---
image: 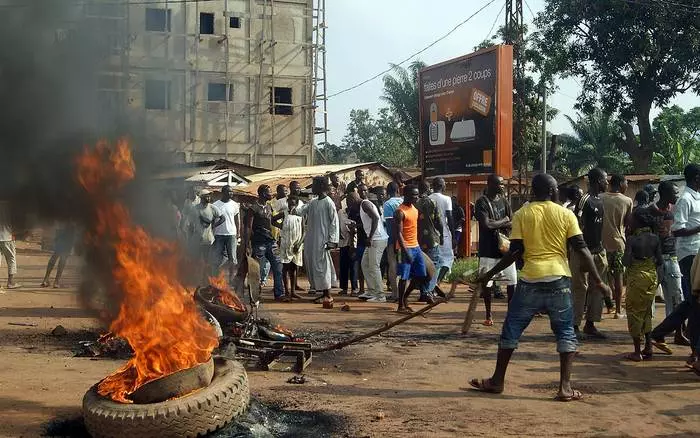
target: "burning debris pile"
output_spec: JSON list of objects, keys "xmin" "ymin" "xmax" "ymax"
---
[{"xmin": 78, "ymin": 141, "xmax": 250, "ymax": 438}]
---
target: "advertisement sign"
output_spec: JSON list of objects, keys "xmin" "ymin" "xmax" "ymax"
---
[{"xmin": 419, "ymin": 45, "xmax": 513, "ymax": 179}]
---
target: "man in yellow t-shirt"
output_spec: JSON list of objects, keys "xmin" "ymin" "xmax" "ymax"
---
[{"xmin": 469, "ymin": 173, "xmax": 611, "ymax": 402}]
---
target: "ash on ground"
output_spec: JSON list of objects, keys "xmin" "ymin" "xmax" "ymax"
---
[{"xmin": 43, "ymin": 398, "xmax": 346, "ymax": 438}]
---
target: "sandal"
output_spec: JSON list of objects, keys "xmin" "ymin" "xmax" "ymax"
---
[
  {"xmin": 651, "ymin": 340, "xmax": 673, "ymax": 355},
  {"xmin": 396, "ymin": 307, "xmax": 414, "ymax": 315},
  {"xmin": 554, "ymin": 389, "xmax": 583, "ymax": 402},
  {"xmin": 40, "ymin": 281, "xmax": 50, "ymax": 288},
  {"xmin": 468, "ymin": 378, "xmax": 504, "ymax": 394},
  {"xmin": 624, "ymin": 352, "xmax": 643, "ymax": 362},
  {"xmin": 483, "ymin": 319, "xmax": 494, "ymax": 327}
]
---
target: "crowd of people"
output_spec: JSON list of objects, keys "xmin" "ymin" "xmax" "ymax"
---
[
  {"xmin": 470, "ymin": 165, "xmax": 700, "ymax": 401},
  {"xmin": 232, "ymin": 170, "xmax": 467, "ymax": 311}
]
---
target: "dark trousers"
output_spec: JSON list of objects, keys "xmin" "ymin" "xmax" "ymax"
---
[
  {"xmin": 651, "ymin": 255, "xmax": 694, "ymax": 341},
  {"xmin": 339, "ymin": 246, "xmax": 357, "ymax": 292}
]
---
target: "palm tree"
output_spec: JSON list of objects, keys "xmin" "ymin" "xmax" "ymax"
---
[
  {"xmin": 561, "ymin": 110, "xmax": 631, "ymax": 176},
  {"xmin": 380, "ymin": 60, "xmax": 426, "ymax": 163}
]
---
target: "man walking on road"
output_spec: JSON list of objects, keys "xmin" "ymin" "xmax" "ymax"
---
[
  {"xmin": 0, "ymin": 201, "xmax": 20, "ymax": 290},
  {"xmin": 571, "ymin": 167, "xmax": 610, "ymax": 339},
  {"xmin": 395, "ymin": 185, "xmax": 429, "ymax": 313},
  {"xmin": 383, "ymin": 182, "xmax": 403, "ymax": 302},
  {"xmin": 601, "ymin": 174, "xmax": 633, "ymax": 317},
  {"xmin": 430, "ymin": 177, "xmax": 455, "ymax": 285},
  {"xmin": 416, "ymin": 180, "xmax": 443, "ymax": 301},
  {"xmin": 212, "ymin": 185, "xmax": 240, "ymax": 281},
  {"xmin": 470, "ymin": 174, "xmax": 611, "ymax": 401},
  {"xmin": 245, "ymin": 185, "xmax": 284, "ymax": 300},
  {"xmin": 651, "ymin": 164, "xmax": 700, "ymax": 356},
  {"xmin": 474, "ymin": 174, "xmax": 517, "ymax": 325}
]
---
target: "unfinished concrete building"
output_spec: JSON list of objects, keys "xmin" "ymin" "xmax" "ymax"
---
[{"xmin": 86, "ymin": 0, "xmax": 326, "ymax": 169}]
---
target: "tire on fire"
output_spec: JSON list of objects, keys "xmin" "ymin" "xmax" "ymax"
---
[{"xmin": 82, "ymin": 357, "xmax": 249, "ymax": 438}]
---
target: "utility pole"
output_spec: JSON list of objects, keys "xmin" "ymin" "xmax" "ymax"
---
[
  {"xmin": 505, "ymin": 0, "xmax": 525, "ymax": 189},
  {"xmin": 541, "ymin": 86, "xmax": 546, "ymax": 173}
]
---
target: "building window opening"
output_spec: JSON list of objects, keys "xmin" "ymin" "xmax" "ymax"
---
[
  {"xmin": 200, "ymin": 12, "xmax": 215, "ymax": 34},
  {"xmin": 230, "ymin": 16, "xmax": 241, "ymax": 28},
  {"xmin": 270, "ymin": 87, "xmax": 293, "ymax": 115},
  {"xmin": 208, "ymin": 83, "xmax": 232, "ymax": 101},
  {"xmin": 145, "ymin": 8, "xmax": 171, "ymax": 32},
  {"xmin": 145, "ymin": 79, "xmax": 171, "ymax": 110}
]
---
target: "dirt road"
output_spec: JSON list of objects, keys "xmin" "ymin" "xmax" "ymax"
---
[{"xmin": 1, "ymin": 243, "xmax": 698, "ymax": 437}]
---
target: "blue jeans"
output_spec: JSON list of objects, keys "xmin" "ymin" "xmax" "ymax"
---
[
  {"xmin": 253, "ymin": 241, "xmax": 283, "ymax": 298},
  {"xmin": 661, "ymin": 255, "xmax": 683, "ymax": 318},
  {"xmin": 500, "ymin": 277, "xmax": 577, "ymax": 353}
]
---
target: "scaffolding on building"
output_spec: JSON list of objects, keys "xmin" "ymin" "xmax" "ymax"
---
[{"xmin": 83, "ymin": 0, "xmax": 321, "ymax": 170}]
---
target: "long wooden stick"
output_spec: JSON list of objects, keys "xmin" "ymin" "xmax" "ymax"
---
[
  {"xmin": 461, "ymin": 282, "xmax": 482, "ymax": 335},
  {"xmin": 310, "ymin": 301, "xmax": 443, "ymax": 353}
]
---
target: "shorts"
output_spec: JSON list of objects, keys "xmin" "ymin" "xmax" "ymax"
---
[
  {"xmin": 607, "ymin": 250, "xmax": 625, "ymax": 276},
  {"xmin": 397, "ymin": 246, "xmax": 427, "ymax": 280},
  {"xmin": 478, "ymin": 257, "xmax": 517, "ymax": 287}
]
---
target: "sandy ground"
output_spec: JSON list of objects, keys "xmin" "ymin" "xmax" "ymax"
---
[{"xmin": 1, "ymin": 243, "xmax": 699, "ymax": 438}]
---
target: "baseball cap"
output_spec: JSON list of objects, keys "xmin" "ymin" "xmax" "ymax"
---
[{"xmin": 199, "ymin": 189, "xmax": 211, "ymax": 196}]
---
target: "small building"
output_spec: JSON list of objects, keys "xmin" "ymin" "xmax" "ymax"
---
[{"xmin": 237, "ymin": 162, "xmax": 397, "ymax": 196}]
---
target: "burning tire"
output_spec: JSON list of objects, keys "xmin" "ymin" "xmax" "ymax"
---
[{"xmin": 82, "ymin": 357, "xmax": 249, "ymax": 438}]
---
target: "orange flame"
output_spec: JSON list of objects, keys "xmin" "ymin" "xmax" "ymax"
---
[
  {"xmin": 208, "ymin": 272, "xmax": 246, "ymax": 312},
  {"xmin": 77, "ymin": 139, "xmax": 218, "ymax": 403}
]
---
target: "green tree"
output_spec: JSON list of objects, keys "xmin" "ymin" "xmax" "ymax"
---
[
  {"xmin": 560, "ymin": 110, "xmax": 631, "ymax": 175},
  {"xmin": 340, "ymin": 108, "xmax": 414, "ymax": 168},
  {"xmin": 534, "ymin": 0, "xmax": 700, "ymax": 171},
  {"xmin": 380, "ymin": 61, "xmax": 425, "ymax": 162},
  {"xmin": 651, "ymin": 105, "xmax": 700, "ymax": 174},
  {"xmin": 314, "ymin": 143, "xmax": 347, "ymax": 165}
]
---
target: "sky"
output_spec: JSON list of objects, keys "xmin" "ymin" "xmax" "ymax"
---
[{"xmin": 323, "ymin": 0, "xmax": 699, "ymax": 146}]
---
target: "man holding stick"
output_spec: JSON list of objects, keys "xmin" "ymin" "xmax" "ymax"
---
[{"xmin": 469, "ymin": 174, "xmax": 611, "ymax": 401}]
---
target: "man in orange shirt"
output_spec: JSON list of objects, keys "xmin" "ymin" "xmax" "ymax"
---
[{"xmin": 395, "ymin": 185, "xmax": 428, "ymax": 313}]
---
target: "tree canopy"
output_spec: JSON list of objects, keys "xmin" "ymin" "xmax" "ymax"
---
[{"xmin": 534, "ymin": 0, "xmax": 700, "ymax": 171}]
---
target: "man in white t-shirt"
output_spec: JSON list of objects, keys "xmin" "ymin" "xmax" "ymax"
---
[
  {"xmin": 212, "ymin": 185, "xmax": 240, "ymax": 280},
  {"xmin": 0, "ymin": 201, "xmax": 20, "ymax": 291},
  {"xmin": 430, "ymin": 177, "xmax": 455, "ymax": 285}
]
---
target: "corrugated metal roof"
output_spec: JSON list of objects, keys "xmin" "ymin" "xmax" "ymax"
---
[{"xmin": 245, "ymin": 162, "xmax": 384, "ymax": 182}]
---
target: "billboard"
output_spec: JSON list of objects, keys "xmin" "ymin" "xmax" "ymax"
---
[{"xmin": 419, "ymin": 45, "xmax": 513, "ymax": 179}]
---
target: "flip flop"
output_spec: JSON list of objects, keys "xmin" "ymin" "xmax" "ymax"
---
[
  {"xmin": 652, "ymin": 341, "xmax": 673, "ymax": 355},
  {"xmin": 483, "ymin": 319, "xmax": 494, "ymax": 327},
  {"xmin": 396, "ymin": 307, "xmax": 414, "ymax": 315},
  {"xmin": 468, "ymin": 378, "xmax": 504, "ymax": 394},
  {"xmin": 554, "ymin": 389, "xmax": 583, "ymax": 402},
  {"xmin": 6, "ymin": 284, "xmax": 21, "ymax": 290},
  {"xmin": 624, "ymin": 352, "xmax": 643, "ymax": 362},
  {"xmin": 40, "ymin": 282, "xmax": 50, "ymax": 288}
]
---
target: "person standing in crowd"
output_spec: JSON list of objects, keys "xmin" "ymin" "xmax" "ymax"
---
[
  {"xmin": 395, "ymin": 185, "xmax": 429, "ymax": 313},
  {"xmin": 634, "ymin": 190, "xmax": 650, "ymax": 209},
  {"xmin": 296, "ymin": 176, "xmax": 339, "ymax": 304},
  {"xmin": 452, "ymin": 196, "xmax": 466, "ymax": 256},
  {"xmin": 601, "ymin": 174, "xmax": 633, "ymax": 318},
  {"xmin": 383, "ymin": 182, "xmax": 403, "ymax": 302},
  {"xmin": 0, "ymin": 201, "xmax": 20, "ymax": 291},
  {"xmin": 189, "ymin": 189, "xmax": 224, "ymax": 282},
  {"xmin": 430, "ymin": 177, "xmax": 455, "ymax": 286},
  {"xmin": 474, "ymin": 174, "xmax": 518, "ymax": 326},
  {"xmin": 414, "ymin": 181, "xmax": 443, "ymax": 302},
  {"xmin": 571, "ymin": 168, "xmax": 610, "ymax": 339},
  {"xmin": 651, "ymin": 181, "xmax": 688, "ymax": 345},
  {"xmin": 338, "ymin": 193, "xmax": 358, "ymax": 296},
  {"xmin": 470, "ymin": 174, "xmax": 611, "ymax": 401},
  {"xmin": 651, "ymin": 164, "xmax": 700, "ymax": 358},
  {"xmin": 644, "ymin": 184, "xmax": 658, "ymax": 205},
  {"xmin": 356, "ymin": 184, "xmax": 389, "ymax": 303},
  {"xmin": 623, "ymin": 209, "xmax": 663, "ymax": 361},
  {"xmin": 245, "ymin": 184, "xmax": 284, "ymax": 300},
  {"xmin": 566, "ymin": 185, "xmax": 583, "ymax": 212},
  {"xmin": 346, "ymin": 169, "xmax": 365, "ymax": 194},
  {"xmin": 180, "ymin": 188, "xmax": 200, "ymax": 247},
  {"xmin": 41, "ymin": 222, "xmax": 77, "ymax": 288},
  {"xmin": 273, "ymin": 196, "xmax": 304, "ymax": 302},
  {"xmin": 329, "ymin": 172, "xmax": 346, "ymax": 210},
  {"xmin": 212, "ymin": 185, "xmax": 240, "ymax": 282}
]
